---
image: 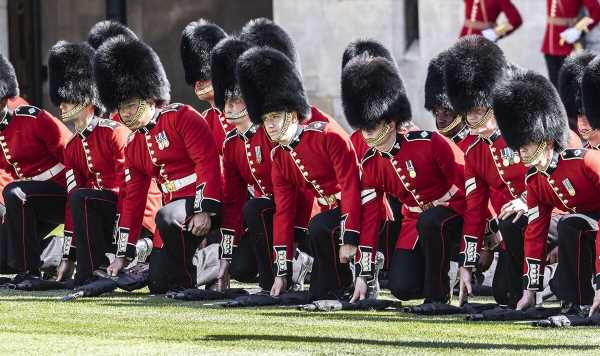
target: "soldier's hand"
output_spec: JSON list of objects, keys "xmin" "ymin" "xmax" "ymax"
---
[
  {"xmin": 339, "ymin": 244, "xmax": 357, "ymax": 263},
  {"xmin": 458, "ymin": 266, "xmax": 473, "ymax": 307},
  {"xmin": 107, "ymin": 256, "xmax": 127, "ymax": 277},
  {"xmin": 56, "ymin": 259, "xmax": 74, "ymax": 281},
  {"xmin": 516, "ymin": 289, "xmax": 535, "ymax": 310},
  {"xmin": 499, "ymin": 198, "xmax": 527, "ymax": 223},
  {"xmin": 589, "ymin": 290, "xmax": 600, "ymax": 317},
  {"xmin": 188, "ymin": 212, "xmax": 211, "ymax": 236},
  {"xmin": 546, "ymin": 246, "xmax": 559, "ymax": 264},
  {"xmin": 270, "ymin": 276, "xmax": 287, "ymax": 297},
  {"xmin": 481, "ymin": 28, "xmax": 498, "ymax": 42},
  {"xmin": 350, "ymin": 276, "xmax": 368, "ymax": 303},
  {"xmin": 560, "ymin": 27, "xmax": 582, "ymax": 44}
]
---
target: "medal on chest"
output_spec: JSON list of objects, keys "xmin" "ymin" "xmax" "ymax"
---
[
  {"xmin": 155, "ymin": 131, "xmax": 170, "ymax": 150},
  {"xmin": 406, "ymin": 160, "xmax": 416, "ymax": 178},
  {"xmin": 562, "ymin": 178, "xmax": 576, "ymax": 197},
  {"xmin": 255, "ymin": 146, "xmax": 262, "ymax": 164},
  {"xmin": 501, "ymin": 147, "xmax": 520, "ymax": 167}
]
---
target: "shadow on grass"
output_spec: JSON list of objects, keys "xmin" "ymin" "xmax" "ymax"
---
[
  {"xmin": 258, "ymin": 311, "xmax": 469, "ymax": 324},
  {"xmin": 202, "ymin": 334, "xmax": 600, "ymax": 350}
]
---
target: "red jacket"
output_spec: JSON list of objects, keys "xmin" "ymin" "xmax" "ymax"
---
[
  {"xmin": 524, "ymin": 149, "xmax": 600, "ymax": 290},
  {"xmin": 358, "ymin": 131, "xmax": 465, "ymax": 272},
  {"xmin": 117, "ymin": 104, "xmax": 222, "ymax": 257},
  {"xmin": 0, "ymin": 98, "xmax": 30, "ymax": 205},
  {"xmin": 271, "ymin": 111, "xmax": 361, "ymax": 272},
  {"xmin": 202, "ymin": 107, "xmax": 235, "ymax": 155},
  {"xmin": 460, "ymin": 0, "xmax": 522, "ymax": 37},
  {"xmin": 220, "ymin": 124, "xmax": 314, "ymax": 255},
  {"xmin": 0, "ymin": 105, "xmax": 70, "ymax": 187},
  {"xmin": 542, "ymin": 0, "xmax": 600, "ymax": 56}
]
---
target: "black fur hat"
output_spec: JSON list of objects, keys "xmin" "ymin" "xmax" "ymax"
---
[
  {"xmin": 48, "ymin": 41, "xmax": 102, "ymax": 111},
  {"xmin": 558, "ymin": 52, "xmax": 595, "ymax": 119},
  {"xmin": 210, "ymin": 37, "xmax": 251, "ymax": 112},
  {"xmin": 341, "ymin": 38, "xmax": 395, "ymax": 69},
  {"xmin": 0, "ymin": 53, "xmax": 19, "ymax": 99},
  {"xmin": 424, "ymin": 50, "xmax": 452, "ymax": 112},
  {"xmin": 237, "ymin": 46, "xmax": 310, "ymax": 124},
  {"xmin": 494, "ymin": 70, "xmax": 568, "ymax": 150},
  {"xmin": 445, "ymin": 35, "xmax": 507, "ymax": 114},
  {"xmin": 94, "ymin": 36, "xmax": 170, "ymax": 112},
  {"xmin": 341, "ymin": 54, "xmax": 412, "ymax": 130},
  {"xmin": 180, "ymin": 19, "xmax": 227, "ymax": 85},
  {"xmin": 581, "ymin": 56, "xmax": 600, "ymax": 129},
  {"xmin": 87, "ymin": 20, "xmax": 138, "ymax": 50},
  {"xmin": 240, "ymin": 18, "xmax": 298, "ymax": 65}
]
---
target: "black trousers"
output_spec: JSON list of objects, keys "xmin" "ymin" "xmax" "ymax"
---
[
  {"xmin": 492, "ymin": 216, "xmax": 527, "ymax": 307},
  {"xmin": 3, "ymin": 180, "xmax": 66, "ymax": 274},
  {"xmin": 550, "ymin": 214, "xmax": 598, "ymax": 305},
  {"xmin": 389, "ymin": 206, "xmax": 462, "ymax": 302},
  {"xmin": 545, "ymin": 54, "xmax": 566, "ymax": 90},
  {"xmin": 70, "ymin": 189, "xmax": 118, "ymax": 284},
  {"xmin": 308, "ymin": 208, "xmax": 353, "ymax": 300},
  {"xmin": 379, "ymin": 197, "xmax": 402, "ymax": 272}
]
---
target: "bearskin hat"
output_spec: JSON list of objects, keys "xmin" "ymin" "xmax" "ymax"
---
[
  {"xmin": 210, "ymin": 37, "xmax": 251, "ymax": 112},
  {"xmin": 0, "ymin": 53, "xmax": 19, "ymax": 99},
  {"xmin": 180, "ymin": 19, "xmax": 227, "ymax": 85},
  {"xmin": 581, "ymin": 56, "xmax": 600, "ymax": 129},
  {"xmin": 558, "ymin": 52, "xmax": 595, "ymax": 120},
  {"xmin": 444, "ymin": 35, "xmax": 507, "ymax": 114},
  {"xmin": 424, "ymin": 50, "xmax": 452, "ymax": 112},
  {"xmin": 48, "ymin": 41, "xmax": 102, "ymax": 111},
  {"xmin": 341, "ymin": 54, "xmax": 412, "ymax": 130},
  {"xmin": 494, "ymin": 70, "xmax": 568, "ymax": 150},
  {"xmin": 341, "ymin": 38, "xmax": 395, "ymax": 69},
  {"xmin": 94, "ymin": 36, "xmax": 170, "ymax": 112},
  {"xmin": 240, "ymin": 18, "xmax": 298, "ymax": 65},
  {"xmin": 237, "ymin": 46, "xmax": 310, "ymax": 124},
  {"xmin": 87, "ymin": 20, "xmax": 138, "ymax": 50}
]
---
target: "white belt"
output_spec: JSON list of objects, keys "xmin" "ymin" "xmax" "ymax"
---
[
  {"xmin": 406, "ymin": 185, "xmax": 459, "ymax": 213},
  {"xmin": 317, "ymin": 192, "xmax": 341, "ymax": 206},
  {"xmin": 28, "ymin": 163, "xmax": 65, "ymax": 181},
  {"xmin": 160, "ymin": 173, "xmax": 197, "ymax": 193}
]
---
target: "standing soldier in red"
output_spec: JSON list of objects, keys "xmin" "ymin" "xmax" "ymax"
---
[
  {"xmin": 493, "ymin": 70, "xmax": 600, "ymax": 316},
  {"xmin": 460, "ymin": 0, "xmax": 522, "ymax": 41},
  {"xmin": 238, "ymin": 47, "xmax": 361, "ymax": 300},
  {"xmin": 558, "ymin": 52, "xmax": 596, "ymax": 134},
  {"xmin": 542, "ymin": 0, "xmax": 600, "ymax": 88},
  {"xmin": 0, "ymin": 54, "xmax": 71, "ymax": 281},
  {"xmin": 445, "ymin": 36, "xmax": 529, "ymax": 307},
  {"xmin": 95, "ymin": 36, "xmax": 222, "ymax": 292},
  {"xmin": 342, "ymin": 54, "xmax": 466, "ymax": 303},
  {"xmin": 180, "ymin": 19, "xmax": 233, "ymax": 153}
]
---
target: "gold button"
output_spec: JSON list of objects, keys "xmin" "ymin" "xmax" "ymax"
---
[
  {"xmin": 315, "ymin": 184, "xmax": 321, "ymax": 189},
  {"xmin": 246, "ymin": 144, "xmax": 251, "ymax": 149},
  {"xmin": 252, "ymin": 168, "xmax": 256, "ymax": 173},
  {"xmin": 291, "ymin": 152, "xmax": 297, "ymax": 157},
  {"xmin": 563, "ymin": 200, "xmax": 568, "ymax": 204},
  {"xmin": 558, "ymin": 193, "xmax": 563, "ymax": 198},
  {"xmin": 295, "ymin": 159, "xmax": 301, "ymax": 164},
  {"xmin": 391, "ymin": 160, "xmax": 397, "ymax": 166},
  {"xmin": 303, "ymin": 171, "xmax": 308, "ymax": 177},
  {"xmin": 5, "ymin": 155, "xmax": 11, "ymax": 160},
  {"xmin": 414, "ymin": 194, "xmax": 420, "ymax": 200},
  {"xmin": 549, "ymin": 179, "xmax": 555, "ymax": 184},
  {"xmin": 152, "ymin": 158, "xmax": 157, "ymax": 163},
  {"xmin": 400, "ymin": 175, "xmax": 406, "ymax": 180},
  {"xmin": 499, "ymin": 170, "xmax": 504, "ymax": 175}
]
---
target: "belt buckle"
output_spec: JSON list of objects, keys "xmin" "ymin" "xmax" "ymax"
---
[
  {"xmin": 421, "ymin": 202, "xmax": 434, "ymax": 211},
  {"xmin": 164, "ymin": 180, "xmax": 177, "ymax": 193},
  {"xmin": 325, "ymin": 194, "xmax": 337, "ymax": 206}
]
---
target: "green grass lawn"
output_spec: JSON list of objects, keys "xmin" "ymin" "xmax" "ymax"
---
[{"xmin": 1, "ymin": 287, "xmax": 599, "ymax": 355}]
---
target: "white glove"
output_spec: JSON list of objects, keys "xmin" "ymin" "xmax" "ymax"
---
[
  {"xmin": 481, "ymin": 28, "xmax": 498, "ymax": 42},
  {"xmin": 560, "ymin": 27, "xmax": 582, "ymax": 44},
  {"xmin": 498, "ymin": 197, "xmax": 528, "ymax": 223}
]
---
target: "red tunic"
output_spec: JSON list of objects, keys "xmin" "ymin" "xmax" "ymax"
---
[
  {"xmin": 524, "ymin": 148, "xmax": 600, "ymax": 290},
  {"xmin": 542, "ymin": 0, "xmax": 600, "ymax": 56},
  {"xmin": 202, "ymin": 107, "xmax": 234, "ymax": 155},
  {"xmin": 117, "ymin": 104, "xmax": 222, "ymax": 256},
  {"xmin": 460, "ymin": 0, "xmax": 522, "ymax": 37}
]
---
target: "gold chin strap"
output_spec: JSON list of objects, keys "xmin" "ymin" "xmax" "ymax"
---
[
  {"xmin": 60, "ymin": 102, "xmax": 89, "ymax": 122},
  {"xmin": 196, "ymin": 84, "xmax": 213, "ymax": 97},
  {"xmin": 522, "ymin": 141, "xmax": 547, "ymax": 165},
  {"xmin": 438, "ymin": 115, "xmax": 463, "ymax": 134},
  {"xmin": 225, "ymin": 107, "xmax": 248, "ymax": 120},
  {"xmin": 122, "ymin": 99, "xmax": 148, "ymax": 129},
  {"xmin": 466, "ymin": 108, "xmax": 493, "ymax": 129},
  {"xmin": 275, "ymin": 112, "xmax": 296, "ymax": 142},
  {"xmin": 365, "ymin": 122, "xmax": 392, "ymax": 147}
]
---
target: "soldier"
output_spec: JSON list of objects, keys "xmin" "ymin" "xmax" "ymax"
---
[
  {"xmin": 542, "ymin": 0, "xmax": 600, "ymax": 88},
  {"xmin": 238, "ymin": 47, "xmax": 361, "ymax": 300},
  {"xmin": 0, "ymin": 54, "xmax": 71, "ymax": 281},
  {"xmin": 87, "ymin": 20, "xmax": 138, "ymax": 50},
  {"xmin": 94, "ymin": 36, "xmax": 222, "ymax": 292},
  {"xmin": 493, "ymin": 69, "xmax": 600, "ymax": 316},
  {"xmin": 558, "ymin": 52, "xmax": 596, "ymax": 134},
  {"xmin": 460, "ymin": 0, "xmax": 522, "ymax": 41},
  {"xmin": 445, "ymin": 36, "xmax": 529, "ymax": 307},
  {"xmin": 181, "ymin": 19, "xmax": 233, "ymax": 153},
  {"xmin": 342, "ymin": 54, "xmax": 466, "ymax": 303}
]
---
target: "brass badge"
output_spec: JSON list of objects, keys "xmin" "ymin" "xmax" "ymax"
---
[
  {"xmin": 155, "ymin": 131, "xmax": 170, "ymax": 150},
  {"xmin": 501, "ymin": 147, "xmax": 519, "ymax": 167},
  {"xmin": 406, "ymin": 160, "xmax": 416, "ymax": 178},
  {"xmin": 255, "ymin": 146, "xmax": 262, "ymax": 164},
  {"xmin": 562, "ymin": 178, "xmax": 576, "ymax": 196}
]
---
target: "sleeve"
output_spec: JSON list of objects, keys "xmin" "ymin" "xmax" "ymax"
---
[
  {"xmin": 433, "ymin": 133, "xmax": 465, "ymax": 192},
  {"xmin": 220, "ymin": 142, "xmax": 247, "ymax": 260},
  {"xmin": 499, "ymin": 0, "xmax": 523, "ymax": 35},
  {"xmin": 272, "ymin": 156, "xmax": 297, "ymax": 276},
  {"xmin": 62, "ymin": 146, "xmax": 85, "ymax": 261},
  {"xmin": 117, "ymin": 147, "xmax": 152, "ymax": 259},
  {"xmin": 326, "ymin": 131, "xmax": 361, "ymax": 246},
  {"xmin": 176, "ymin": 108, "xmax": 222, "ymax": 215},
  {"xmin": 111, "ymin": 127, "xmax": 129, "ymax": 216},
  {"xmin": 459, "ymin": 152, "xmax": 490, "ymax": 268},
  {"xmin": 583, "ymin": 0, "xmax": 600, "ymax": 31},
  {"xmin": 354, "ymin": 161, "xmax": 384, "ymax": 279},
  {"xmin": 35, "ymin": 111, "xmax": 70, "ymax": 164},
  {"xmin": 522, "ymin": 181, "xmax": 553, "ymax": 291}
]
